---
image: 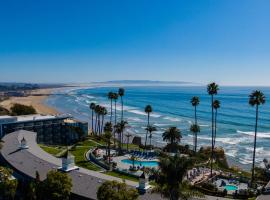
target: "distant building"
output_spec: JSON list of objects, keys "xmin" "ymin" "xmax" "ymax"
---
[{"xmin": 0, "ymin": 114, "xmax": 88, "ymax": 145}]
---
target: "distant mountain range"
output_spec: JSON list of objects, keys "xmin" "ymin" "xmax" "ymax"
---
[{"xmin": 96, "ymin": 80, "xmax": 198, "ymax": 85}]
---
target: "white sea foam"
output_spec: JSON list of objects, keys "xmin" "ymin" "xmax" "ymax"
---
[
  {"xmin": 127, "ymin": 117, "xmax": 143, "ymax": 122},
  {"xmin": 195, "ymin": 135, "xmax": 247, "ymax": 145},
  {"xmin": 163, "ymin": 116, "xmax": 181, "ymax": 122},
  {"xmin": 237, "ymin": 130, "xmax": 270, "ymax": 138},
  {"xmin": 154, "ymin": 123, "xmax": 170, "ymax": 127},
  {"xmin": 239, "ymin": 158, "xmax": 253, "ymax": 165},
  {"xmin": 128, "ymin": 109, "xmax": 161, "ymax": 118},
  {"xmin": 199, "ymin": 124, "xmax": 210, "ymax": 127},
  {"xmin": 225, "ymin": 149, "xmax": 238, "ymax": 158},
  {"xmin": 84, "ymin": 95, "xmax": 95, "ymax": 99}
]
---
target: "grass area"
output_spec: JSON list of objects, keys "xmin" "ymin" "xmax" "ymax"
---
[
  {"xmin": 70, "ymin": 138, "xmax": 103, "ymax": 171},
  {"xmin": 39, "ymin": 139, "xmax": 102, "ymax": 171},
  {"xmin": 69, "ymin": 145, "xmax": 101, "ymax": 171},
  {"xmin": 39, "ymin": 144, "xmax": 64, "ymax": 156},
  {"xmin": 103, "ymin": 171, "xmax": 139, "ymax": 182}
]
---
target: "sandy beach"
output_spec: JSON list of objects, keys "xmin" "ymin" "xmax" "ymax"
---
[{"xmin": 0, "ymin": 88, "xmax": 60, "ymax": 115}]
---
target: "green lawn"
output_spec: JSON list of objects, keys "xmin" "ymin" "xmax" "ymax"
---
[
  {"xmin": 103, "ymin": 171, "xmax": 139, "ymax": 182},
  {"xmin": 69, "ymin": 145, "xmax": 101, "ymax": 171},
  {"xmin": 39, "ymin": 144, "xmax": 64, "ymax": 156},
  {"xmin": 39, "ymin": 139, "xmax": 102, "ymax": 171}
]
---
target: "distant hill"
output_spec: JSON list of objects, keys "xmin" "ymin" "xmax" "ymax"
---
[{"xmin": 96, "ymin": 80, "xmax": 197, "ymax": 85}]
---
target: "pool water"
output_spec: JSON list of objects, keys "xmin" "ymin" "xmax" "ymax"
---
[
  {"xmin": 121, "ymin": 159, "xmax": 159, "ymax": 167},
  {"xmin": 224, "ymin": 185, "xmax": 238, "ymax": 191}
]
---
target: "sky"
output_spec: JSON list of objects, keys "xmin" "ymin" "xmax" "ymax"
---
[{"xmin": 0, "ymin": 0, "xmax": 270, "ymax": 86}]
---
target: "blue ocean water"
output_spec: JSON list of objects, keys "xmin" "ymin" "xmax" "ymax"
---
[{"xmin": 46, "ymin": 86, "xmax": 270, "ymax": 168}]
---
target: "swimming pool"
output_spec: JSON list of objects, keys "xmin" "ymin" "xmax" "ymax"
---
[
  {"xmin": 121, "ymin": 159, "xmax": 159, "ymax": 167},
  {"xmin": 224, "ymin": 185, "xmax": 238, "ymax": 191}
]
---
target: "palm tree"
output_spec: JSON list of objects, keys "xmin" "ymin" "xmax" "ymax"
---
[
  {"xmin": 212, "ymin": 99, "xmax": 220, "ymax": 147},
  {"xmin": 113, "ymin": 93, "xmax": 118, "ymax": 126},
  {"xmin": 144, "ymin": 105, "xmax": 152, "ymax": 148},
  {"xmin": 191, "ymin": 96, "xmax": 200, "ymax": 124},
  {"xmin": 145, "ymin": 125, "xmax": 157, "ymax": 149},
  {"xmin": 118, "ymin": 88, "xmax": 125, "ymax": 121},
  {"xmin": 108, "ymin": 92, "xmax": 114, "ymax": 123},
  {"xmin": 125, "ymin": 132, "xmax": 132, "ymax": 152},
  {"xmin": 114, "ymin": 122, "xmax": 123, "ymax": 154},
  {"xmin": 115, "ymin": 120, "xmax": 128, "ymax": 153},
  {"xmin": 249, "ymin": 90, "xmax": 266, "ymax": 185},
  {"xmin": 104, "ymin": 122, "xmax": 113, "ymax": 164},
  {"xmin": 154, "ymin": 154, "xmax": 202, "ymax": 200},
  {"xmin": 90, "ymin": 103, "xmax": 96, "ymax": 134},
  {"xmin": 162, "ymin": 127, "xmax": 182, "ymax": 153},
  {"xmin": 190, "ymin": 124, "xmax": 200, "ymax": 153},
  {"xmin": 190, "ymin": 96, "xmax": 200, "ymax": 153},
  {"xmin": 95, "ymin": 105, "xmax": 102, "ymax": 135},
  {"xmin": 100, "ymin": 107, "xmax": 107, "ymax": 134},
  {"xmin": 207, "ymin": 82, "xmax": 219, "ymax": 176}
]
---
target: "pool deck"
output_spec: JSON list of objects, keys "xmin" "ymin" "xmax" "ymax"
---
[
  {"xmin": 112, "ymin": 155, "xmax": 159, "ymax": 170},
  {"xmin": 215, "ymin": 179, "xmax": 248, "ymax": 195}
]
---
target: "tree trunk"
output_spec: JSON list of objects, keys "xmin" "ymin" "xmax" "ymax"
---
[
  {"xmin": 211, "ymin": 95, "xmax": 214, "ymax": 177},
  {"xmin": 101, "ymin": 115, "xmax": 104, "ymax": 134},
  {"xmin": 121, "ymin": 96, "xmax": 123, "ymax": 121},
  {"xmin": 251, "ymin": 105, "xmax": 259, "ymax": 185},
  {"xmin": 214, "ymin": 109, "xmax": 217, "ymax": 147},
  {"xmin": 149, "ymin": 134, "xmax": 152, "ymax": 149},
  {"xmin": 145, "ymin": 114, "xmax": 150, "ymax": 148},
  {"xmin": 108, "ymin": 142, "xmax": 111, "ymax": 165},
  {"xmin": 127, "ymin": 137, "xmax": 129, "ymax": 152},
  {"xmin": 114, "ymin": 100, "xmax": 117, "ymax": 125},
  {"xmin": 95, "ymin": 114, "xmax": 98, "ymax": 135},
  {"xmin": 194, "ymin": 105, "xmax": 197, "ymax": 153},
  {"xmin": 91, "ymin": 110, "xmax": 94, "ymax": 134},
  {"xmin": 110, "ymin": 99, "xmax": 113, "ymax": 123}
]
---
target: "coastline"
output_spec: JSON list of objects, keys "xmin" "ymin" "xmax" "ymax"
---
[{"xmin": 0, "ymin": 88, "xmax": 61, "ymax": 115}]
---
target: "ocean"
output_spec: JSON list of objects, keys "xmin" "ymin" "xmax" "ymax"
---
[{"xmin": 46, "ymin": 85, "xmax": 270, "ymax": 169}]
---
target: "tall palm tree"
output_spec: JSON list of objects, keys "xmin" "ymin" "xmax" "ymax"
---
[
  {"xmin": 94, "ymin": 105, "xmax": 100, "ymax": 135},
  {"xmin": 190, "ymin": 96, "xmax": 200, "ymax": 153},
  {"xmin": 118, "ymin": 88, "xmax": 125, "ymax": 145},
  {"xmin": 125, "ymin": 132, "xmax": 132, "ymax": 152},
  {"xmin": 118, "ymin": 88, "xmax": 125, "ymax": 121},
  {"xmin": 113, "ymin": 93, "xmax": 118, "ymax": 126},
  {"xmin": 249, "ymin": 90, "xmax": 266, "ymax": 185},
  {"xmin": 213, "ymin": 100, "xmax": 220, "ymax": 147},
  {"xmin": 145, "ymin": 125, "xmax": 157, "ymax": 149},
  {"xmin": 108, "ymin": 92, "xmax": 114, "ymax": 123},
  {"xmin": 154, "ymin": 154, "xmax": 202, "ymax": 200},
  {"xmin": 100, "ymin": 107, "xmax": 107, "ymax": 134},
  {"xmin": 104, "ymin": 122, "xmax": 113, "ymax": 164},
  {"xmin": 190, "ymin": 124, "xmax": 200, "ymax": 153},
  {"xmin": 191, "ymin": 96, "xmax": 200, "ymax": 124},
  {"xmin": 114, "ymin": 121, "xmax": 127, "ymax": 155},
  {"xmin": 162, "ymin": 127, "xmax": 182, "ymax": 153},
  {"xmin": 207, "ymin": 82, "xmax": 219, "ymax": 177},
  {"xmin": 95, "ymin": 105, "xmax": 102, "ymax": 135},
  {"xmin": 90, "ymin": 103, "xmax": 96, "ymax": 134},
  {"xmin": 144, "ymin": 105, "xmax": 152, "ymax": 148}
]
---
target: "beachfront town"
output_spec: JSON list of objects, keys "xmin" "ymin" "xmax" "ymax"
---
[{"xmin": 0, "ymin": 83, "xmax": 270, "ymax": 200}]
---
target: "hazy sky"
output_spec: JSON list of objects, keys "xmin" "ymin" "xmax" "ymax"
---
[{"xmin": 0, "ymin": 0, "xmax": 269, "ymax": 86}]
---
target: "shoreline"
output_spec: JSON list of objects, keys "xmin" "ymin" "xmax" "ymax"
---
[{"xmin": 0, "ymin": 88, "xmax": 61, "ymax": 115}]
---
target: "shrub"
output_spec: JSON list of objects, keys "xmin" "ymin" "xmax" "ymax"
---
[{"xmin": 11, "ymin": 103, "xmax": 36, "ymax": 115}]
